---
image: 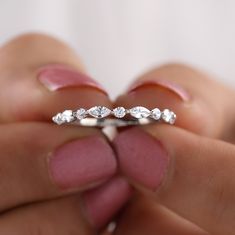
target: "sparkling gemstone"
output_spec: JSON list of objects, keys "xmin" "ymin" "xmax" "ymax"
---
[
  {"xmin": 75, "ymin": 108, "xmax": 87, "ymax": 120},
  {"xmin": 162, "ymin": 109, "xmax": 176, "ymax": 124},
  {"xmin": 61, "ymin": 110, "xmax": 74, "ymax": 122},
  {"xmin": 113, "ymin": 107, "xmax": 126, "ymax": 118},
  {"xmin": 151, "ymin": 108, "xmax": 161, "ymax": 120},
  {"xmin": 129, "ymin": 106, "xmax": 150, "ymax": 119},
  {"xmin": 52, "ymin": 113, "xmax": 64, "ymax": 125},
  {"xmin": 88, "ymin": 106, "xmax": 111, "ymax": 118}
]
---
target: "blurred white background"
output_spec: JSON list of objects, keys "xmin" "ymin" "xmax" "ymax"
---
[{"xmin": 0, "ymin": 0, "xmax": 235, "ymax": 98}]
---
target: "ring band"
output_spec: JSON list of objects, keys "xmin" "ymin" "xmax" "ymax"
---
[{"xmin": 52, "ymin": 106, "xmax": 176, "ymax": 127}]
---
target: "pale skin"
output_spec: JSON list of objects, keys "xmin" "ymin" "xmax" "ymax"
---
[{"xmin": 0, "ymin": 33, "xmax": 235, "ymax": 234}]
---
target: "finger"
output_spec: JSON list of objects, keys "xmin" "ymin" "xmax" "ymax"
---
[
  {"xmin": 115, "ymin": 63, "xmax": 235, "ymax": 139},
  {"xmin": 0, "ymin": 33, "xmax": 111, "ymax": 122},
  {"xmin": 113, "ymin": 126, "xmax": 235, "ymax": 235},
  {"xmin": 0, "ymin": 33, "xmax": 129, "ymax": 230},
  {"xmin": 0, "ymin": 195, "xmax": 93, "ymax": 235},
  {"xmin": 114, "ymin": 196, "xmax": 209, "ymax": 235},
  {"xmin": 0, "ymin": 177, "xmax": 131, "ymax": 233},
  {"xmin": 82, "ymin": 176, "xmax": 132, "ymax": 229},
  {"xmin": 0, "ymin": 122, "xmax": 117, "ymax": 213}
]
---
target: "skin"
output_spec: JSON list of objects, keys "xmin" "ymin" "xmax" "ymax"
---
[
  {"xmin": 0, "ymin": 33, "xmax": 235, "ymax": 234},
  {"xmin": 0, "ymin": 33, "xmax": 113, "ymax": 234},
  {"xmin": 113, "ymin": 64, "xmax": 235, "ymax": 235}
]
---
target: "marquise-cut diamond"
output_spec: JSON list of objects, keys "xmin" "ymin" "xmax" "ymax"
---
[
  {"xmin": 162, "ymin": 109, "xmax": 176, "ymax": 124},
  {"xmin": 129, "ymin": 106, "xmax": 150, "ymax": 119},
  {"xmin": 151, "ymin": 108, "xmax": 161, "ymax": 120},
  {"xmin": 61, "ymin": 110, "xmax": 74, "ymax": 122},
  {"xmin": 52, "ymin": 113, "xmax": 64, "ymax": 125},
  {"xmin": 75, "ymin": 108, "xmax": 87, "ymax": 120},
  {"xmin": 88, "ymin": 106, "xmax": 111, "ymax": 118},
  {"xmin": 113, "ymin": 107, "xmax": 126, "ymax": 118}
]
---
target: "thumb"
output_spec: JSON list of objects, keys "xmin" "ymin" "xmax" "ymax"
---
[{"xmin": 113, "ymin": 126, "xmax": 235, "ymax": 235}]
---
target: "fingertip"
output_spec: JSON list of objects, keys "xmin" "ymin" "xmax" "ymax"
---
[
  {"xmin": 114, "ymin": 63, "xmax": 225, "ymax": 137},
  {"xmin": 113, "ymin": 127, "xmax": 169, "ymax": 192},
  {"xmin": 0, "ymin": 33, "xmax": 112, "ymax": 123},
  {"xmin": 82, "ymin": 177, "xmax": 132, "ymax": 229}
]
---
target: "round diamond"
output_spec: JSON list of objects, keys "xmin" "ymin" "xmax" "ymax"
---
[
  {"xmin": 169, "ymin": 112, "xmax": 177, "ymax": 124},
  {"xmin": 61, "ymin": 110, "xmax": 74, "ymax": 122},
  {"xmin": 129, "ymin": 106, "xmax": 150, "ymax": 119},
  {"xmin": 113, "ymin": 107, "xmax": 126, "ymax": 118},
  {"xmin": 75, "ymin": 108, "xmax": 87, "ymax": 120},
  {"xmin": 52, "ymin": 113, "xmax": 64, "ymax": 125},
  {"xmin": 151, "ymin": 108, "xmax": 161, "ymax": 120},
  {"xmin": 162, "ymin": 109, "xmax": 176, "ymax": 124},
  {"xmin": 88, "ymin": 106, "xmax": 111, "ymax": 118}
]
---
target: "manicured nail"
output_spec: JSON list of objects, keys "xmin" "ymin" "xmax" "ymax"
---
[
  {"xmin": 38, "ymin": 64, "xmax": 107, "ymax": 95},
  {"xmin": 113, "ymin": 127, "xmax": 169, "ymax": 191},
  {"xmin": 49, "ymin": 136, "xmax": 117, "ymax": 189},
  {"xmin": 127, "ymin": 79, "xmax": 190, "ymax": 101},
  {"xmin": 82, "ymin": 177, "xmax": 132, "ymax": 228}
]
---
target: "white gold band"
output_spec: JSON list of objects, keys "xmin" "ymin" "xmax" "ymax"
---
[{"xmin": 52, "ymin": 106, "xmax": 176, "ymax": 127}]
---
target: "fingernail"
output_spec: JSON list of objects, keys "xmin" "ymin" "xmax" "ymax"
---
[
  {"xmin": 127, "ymin": 79, "xmax": 190, "ymax": 101},
  {"xmin": 38, "ymin": 64, "xmax": 107, "ymax": 95},
  {"xmin": 113, "ymin": 127, "xmax": 169, "ymax": 191},
  {"xmin": 82, "ymin": 177, "xmax": 132, "ymax": 228},
  {"xmin": 49, "ymin": 136, "xmax": 117, "ymax": 189}
]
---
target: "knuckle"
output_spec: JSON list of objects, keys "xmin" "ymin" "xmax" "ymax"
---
[
  {"xmin": 208, "ymin": 164, "xmax": 235, "ymax": 230},
  {"xmin": 213, "ymin": 181, "xmax": 229, "ymax": 217},
  {"xmin": 210, "ymin": 180, "xmax": 235, "ymax": 233}
]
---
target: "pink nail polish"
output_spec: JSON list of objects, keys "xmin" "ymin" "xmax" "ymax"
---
[
  {"xmin": 82, "ymin": 177, "xmax": 132, "ymax": 228},
  {"xmin": 49, "ymin": 136, "xmax": 117, "ymax": 189},
  {"xmin": 113, "ymin": 128, "xmax": 169, "ymax": 191},
  {"xmin": 127, "ymin": 79, "xmax": 190, "ymax": 101},
  {"xmin": 38, "ymin": 64, "xmax": 107, "ymax": 95}
]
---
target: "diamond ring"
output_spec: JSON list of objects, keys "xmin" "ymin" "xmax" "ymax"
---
[{"xmin": 52, "ymin": 106, "xmax": 176, "ymax": 127}]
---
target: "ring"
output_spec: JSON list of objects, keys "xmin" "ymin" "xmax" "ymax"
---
[{"xmin": 52, "ymin": 106, "xmax": 176, "ymax": 127}]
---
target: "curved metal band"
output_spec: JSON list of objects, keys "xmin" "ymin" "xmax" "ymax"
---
[{"xmin": 71, "ymin": 117, "xmax": 156, "ymax": 127}]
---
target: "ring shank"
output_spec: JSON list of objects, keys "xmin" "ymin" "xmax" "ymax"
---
[{"xmin": 71, "ymin": 118, "xmax": 156, "ymax": 127}]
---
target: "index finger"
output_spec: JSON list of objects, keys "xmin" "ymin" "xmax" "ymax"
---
[
  {"xmin": 0, "ymin": 33, "xmax": 111, "ymax": 122},
  {"xmin": 115, "ymin": 63, "xmax": 235, "ymax": 140}
]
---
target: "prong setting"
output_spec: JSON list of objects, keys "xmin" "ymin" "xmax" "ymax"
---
[
  {"xmin": 113, "ymin": 107, "xmax": 126, "ymax": 118},
  {"xmin": 129, "ymin": 106, "xmax": 150, "ymax": 119},
  {"xmin": 75, "ymin": 108, "xmax": 87, "ymax": 120},
  {"xmin": 52, "ymin": 106, "xmax": 176, "ymax": 126},
  {"xmin": 162, "ymin": 109, "xmax": 176, "ymax": 124},
  {"xmin": 88, "ymin": 106, "xmax": 111, "ymax": 118},
  {"xmin": 151, "ymin": 108, "xmax": 161, "ymax": 120}
]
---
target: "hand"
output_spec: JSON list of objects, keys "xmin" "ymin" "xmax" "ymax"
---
[
  {"xmin": 112, "ymin": 64, "xmax": 235, "ymax": 235},
  {"xmin": 0, "ymin": 34, "xmax": 132, "ymax": 234},
  {"xmin": 2, "ymin": 33, "xmax": 235, "ymax": 235}
]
